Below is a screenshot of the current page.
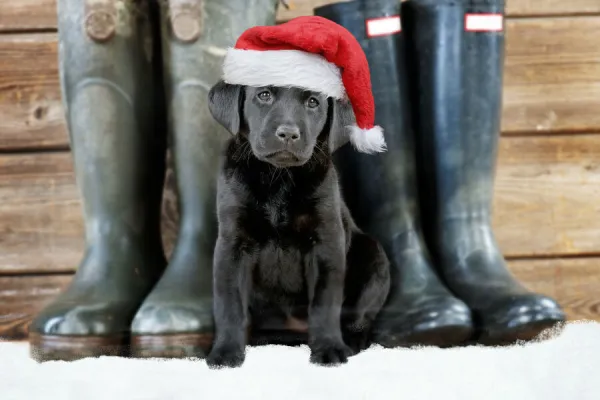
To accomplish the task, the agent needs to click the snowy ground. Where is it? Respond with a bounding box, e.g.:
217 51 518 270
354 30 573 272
1 321 599 400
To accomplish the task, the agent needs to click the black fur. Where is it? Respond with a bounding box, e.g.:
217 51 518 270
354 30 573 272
206 81 391 368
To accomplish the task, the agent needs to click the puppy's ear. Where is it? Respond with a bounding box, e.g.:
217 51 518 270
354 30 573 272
208 80 244 135
328 98 356 153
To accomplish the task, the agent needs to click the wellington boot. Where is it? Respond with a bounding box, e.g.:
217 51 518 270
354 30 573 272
29 0 168 361
404 0 566 344
315 0 474 348
130 0 280 358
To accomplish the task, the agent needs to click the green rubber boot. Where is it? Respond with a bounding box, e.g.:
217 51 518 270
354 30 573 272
28 0 167 362
130 0 280 358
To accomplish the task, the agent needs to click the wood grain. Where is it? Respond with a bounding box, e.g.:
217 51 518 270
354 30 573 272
2 0 599 32
504 17 600 133
2 16 600 150
506 0 600 17
277 1 600 21
0 274 69 340
493 134 600 257
0 34 63 150
1 133 600 273
1 256 598 339
0 0 56 32
0 151 179 274
509 258 600 323
0 152 83 273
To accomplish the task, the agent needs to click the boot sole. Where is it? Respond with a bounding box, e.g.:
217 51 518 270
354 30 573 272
375 324 474 349
477 319 566 346
29 332 129 362
129 333 213 359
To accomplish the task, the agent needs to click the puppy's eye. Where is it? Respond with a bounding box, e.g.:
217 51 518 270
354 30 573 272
307 97 320 108
257 91 271 102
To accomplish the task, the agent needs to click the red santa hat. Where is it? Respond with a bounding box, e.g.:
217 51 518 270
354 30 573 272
222 16 386 154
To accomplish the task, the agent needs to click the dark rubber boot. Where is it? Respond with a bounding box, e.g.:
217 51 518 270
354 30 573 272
404 0 566 345
130 0 280 358
28 0 167 362
315 0 474 348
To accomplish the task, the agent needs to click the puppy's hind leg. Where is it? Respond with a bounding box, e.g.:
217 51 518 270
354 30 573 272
342 231 391 354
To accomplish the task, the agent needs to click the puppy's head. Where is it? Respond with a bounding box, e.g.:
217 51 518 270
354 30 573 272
208 81 355 168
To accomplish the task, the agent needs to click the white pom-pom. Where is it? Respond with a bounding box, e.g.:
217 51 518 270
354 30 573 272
348 125 387 154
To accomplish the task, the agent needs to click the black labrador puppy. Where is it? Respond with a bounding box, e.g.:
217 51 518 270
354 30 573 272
206 81 391 368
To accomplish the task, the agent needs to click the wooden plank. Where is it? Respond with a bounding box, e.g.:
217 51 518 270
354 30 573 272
1 133 600 273
0 34 64 150
0 0 56 32
2 17 600 150
0 151 179 274
0 152 83 274
507 0 600 17
509 257 600 323
492 134 600 257
278 1 600 21
503 17 600 133
0 274 69 340
2 0 598 32
1 255 598 339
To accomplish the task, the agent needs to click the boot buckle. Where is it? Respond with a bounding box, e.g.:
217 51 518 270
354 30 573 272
169 0 203 43
84 0 118 42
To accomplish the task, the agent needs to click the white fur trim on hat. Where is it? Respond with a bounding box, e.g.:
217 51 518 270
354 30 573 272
222 48 346 99
349 125 387 154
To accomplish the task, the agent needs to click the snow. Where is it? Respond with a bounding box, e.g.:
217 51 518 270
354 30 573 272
2 321 599 400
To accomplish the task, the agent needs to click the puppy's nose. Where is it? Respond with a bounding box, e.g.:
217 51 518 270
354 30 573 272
275 125 301 142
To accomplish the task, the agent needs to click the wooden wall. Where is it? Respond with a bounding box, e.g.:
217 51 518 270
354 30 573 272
1 0 600 339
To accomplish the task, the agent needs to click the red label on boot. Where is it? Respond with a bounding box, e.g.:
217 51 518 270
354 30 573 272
465 13 504 32
366 16 401 38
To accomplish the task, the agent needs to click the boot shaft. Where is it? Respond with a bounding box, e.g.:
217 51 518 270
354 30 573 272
404 0 506 221
317 0 422 242
57 0 166 249
158 0 279 242
57 1 156 112
462 0 506 213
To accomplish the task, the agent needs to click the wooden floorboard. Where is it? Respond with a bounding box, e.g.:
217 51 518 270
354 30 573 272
0 274 68 339
2 0 600 32
493 134 600 257
2 17 600 150
0 33 62 151
1 255 598 340
509 257 600 323
277 0 600 21
0 0 599 346
2 133 600 273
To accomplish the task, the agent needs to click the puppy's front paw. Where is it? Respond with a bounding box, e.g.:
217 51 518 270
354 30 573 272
343 329 371 355
309 340 353 366
206 345 246 369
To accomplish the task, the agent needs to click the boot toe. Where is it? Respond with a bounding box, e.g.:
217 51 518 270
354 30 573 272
478 294 566 344
31 301 135 336
129 301 214 359
131 302 213 334
373 296 474 348
28 301 136 362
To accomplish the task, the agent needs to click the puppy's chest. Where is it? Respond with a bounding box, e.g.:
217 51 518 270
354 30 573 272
240 193 319 294
241 192 320 249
